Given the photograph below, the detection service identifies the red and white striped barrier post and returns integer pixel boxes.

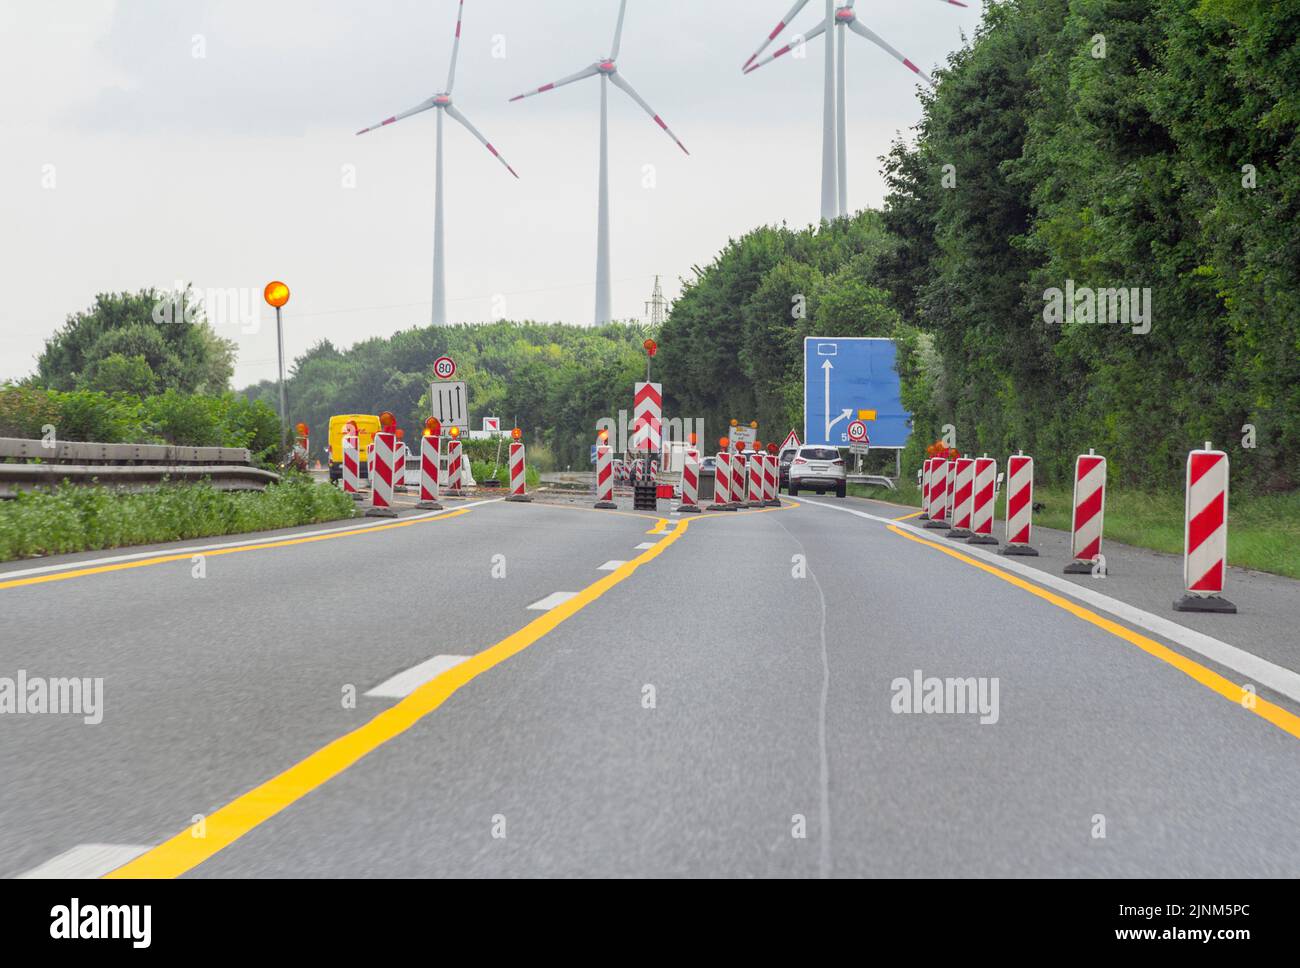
[445,438,466,498]
[967,456,998,545]
[416,434,443,510]
[366,431,398,518]
[922,457,949,529]
[1175,443,1236,613]
[594,444,617,509]
[634,459,645,485]
[342,434,363,501]
[506,441,532,502]
[1001,453,1039,556]
[1066,450,1107,574]
[676,447,701,513]
[946,457,976,539]
[709,451,735,511]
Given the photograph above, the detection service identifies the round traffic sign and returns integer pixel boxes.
[433,356,457,380]
[847,420,869,442]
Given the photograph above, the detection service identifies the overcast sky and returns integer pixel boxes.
[0,0,979,388]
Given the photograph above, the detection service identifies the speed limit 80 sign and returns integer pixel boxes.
[433,356,457,380]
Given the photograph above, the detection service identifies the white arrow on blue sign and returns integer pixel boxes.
[803,338,911,449]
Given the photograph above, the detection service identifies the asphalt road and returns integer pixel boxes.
[2,493,1298,878]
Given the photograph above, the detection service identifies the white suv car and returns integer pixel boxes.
[787,446,847,498]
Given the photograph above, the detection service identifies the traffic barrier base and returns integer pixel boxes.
[1173,594,1237,614]
[1000,544,1039,557]
[1064,559,1098,575]
[923,518,949,529]
[967,533,998,546]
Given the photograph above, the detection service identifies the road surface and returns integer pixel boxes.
[3,494,1298,878]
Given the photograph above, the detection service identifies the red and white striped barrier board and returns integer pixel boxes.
[633,382,663,454]
[416,435,443,509]
[968,457,998,544]
[1066,451,1107,574]
[676,448,701,513]
[366,431,398,518]
[922,457,947,527]
[946,458,975,537]
[762,453,779,506]
[650,458,659,484]
[393,442,408,492]
[747,452,764,507]
[342,434,362,499]
[507,441,532,502]
[445,439,465,497]
[1176,444,1236,613]
[1001,454,1038,556]
[709,451,735,510]
[919,459,932,520]
[595,445,616,509]
[733,453,750,508]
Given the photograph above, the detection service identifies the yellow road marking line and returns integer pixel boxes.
[887,525,1300,741]
[893,510,924,520]
[107,516,694,879]
[0,509,474,592]
[694,501,799,519]
[646,518,670,534]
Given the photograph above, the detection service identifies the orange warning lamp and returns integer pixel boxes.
[598,428,609,443]
[449,426,460,439]
[729,419,738,428]
[643,338,658,358]
[263,281,290,309]
[394,428,405,441]
[689,432,697,446]
[720,436,730,449]
[749,421,758,429]
[379,411,396,429]
[767,442,778,455]
[425,417,442,436]
[511,427,522,441]
[294,422,309,436]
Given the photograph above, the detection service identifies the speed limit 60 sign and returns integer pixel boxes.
[847,420,869,443]
[433,356,457,380]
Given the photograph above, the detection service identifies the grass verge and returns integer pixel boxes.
[0,475,356,562]
[847,481,1300,580]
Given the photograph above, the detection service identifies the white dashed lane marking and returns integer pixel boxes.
[597,561,626,571]
[527,592,578,611]
[365,655,472,699]
[17,843,151,879]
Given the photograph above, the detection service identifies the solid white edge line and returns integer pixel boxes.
[797,496,1300,706]
[16,843,152,879]
[0,498,505,581]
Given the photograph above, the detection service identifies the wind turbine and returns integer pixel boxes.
[510,0,688,326]
[357,1,519,327]
[743,0,965,222]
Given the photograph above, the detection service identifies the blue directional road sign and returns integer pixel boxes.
[803,337,911,449]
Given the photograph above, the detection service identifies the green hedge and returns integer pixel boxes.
[0,476,355,561]
[0,385,281,466]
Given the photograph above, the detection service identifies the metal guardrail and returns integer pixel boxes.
[0,437,280,498]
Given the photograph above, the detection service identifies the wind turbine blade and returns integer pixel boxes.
[742,0,815,72]
[355,98,437,135]
[509,63,601,102]
[939,0,969,6]
[608,72,689,155]
[446,0,465,93]
[611,0,629,58]
[445,104,520,179]
[743,18,829,75]
[846,19,935,87]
